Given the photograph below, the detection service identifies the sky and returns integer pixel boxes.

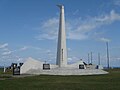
[0,0,120,67]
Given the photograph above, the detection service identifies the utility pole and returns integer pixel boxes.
[98,53,100,65]
[106,42,110,69]
[88,53,90,64]
[91,52,93,64]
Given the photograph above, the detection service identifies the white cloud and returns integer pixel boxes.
[30,46,41,50]
[111,46,120,49]
[114,0,120,6]
[68,58,72,61]
[99,37,111,42]
[35,17,58,40]
[35,10,120,41]
[69,10,120,40]
[110,57,120,61]
[95,10,120,23]
[73,9,79,15]
[68,56,80,63]
[46,50,51,53]
[17,57,24,62]
[19,46,28,51]
[13,46,41,52]
[67,31,88,40]
[0,43,8,49]
[35,33,57,40]
[116,58,120,60]
[2,48,9,51]
[2,51,12,55]
[0,43,12,56]
[68,48,72,51]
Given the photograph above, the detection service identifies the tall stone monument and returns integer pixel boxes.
[56,5,67,67]
[20,5,108,75]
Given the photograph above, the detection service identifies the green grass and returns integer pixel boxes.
[0,68,12,75]
[0,69,120,90]
[0,68,3,74]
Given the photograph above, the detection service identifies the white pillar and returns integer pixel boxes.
[4,66,6,73]
[56,5,67,67]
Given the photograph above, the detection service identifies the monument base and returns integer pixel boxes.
[23,67,108,75]
[20,57,108,75]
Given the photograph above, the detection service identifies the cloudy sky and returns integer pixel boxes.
[0,0,120,67]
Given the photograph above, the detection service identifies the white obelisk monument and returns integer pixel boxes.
[56,5,67,67]
[20,5,108,75]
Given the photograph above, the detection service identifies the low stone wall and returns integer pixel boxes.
[25,68,108,75]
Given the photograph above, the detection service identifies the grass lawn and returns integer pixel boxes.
[0,68,3,74]
[0,69,120,90]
